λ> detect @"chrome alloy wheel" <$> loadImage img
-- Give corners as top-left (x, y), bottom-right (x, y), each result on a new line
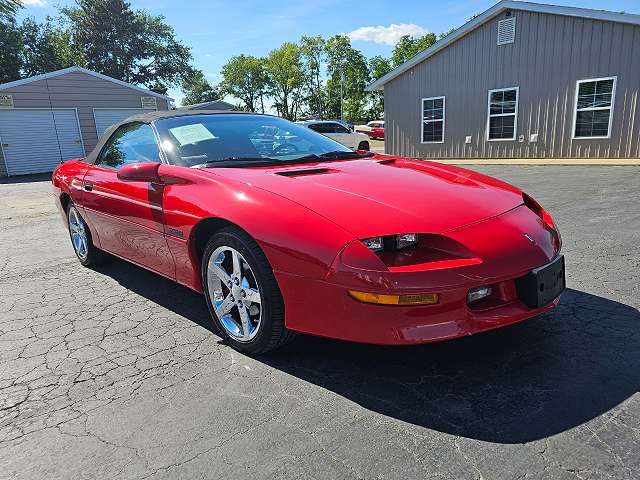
top-left (68, 206), bottom-right (89, 260)
top-left (207, 246), bottom-right (262, 342)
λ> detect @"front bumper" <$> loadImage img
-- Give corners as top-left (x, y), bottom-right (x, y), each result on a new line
top-left (276, 268), bottom-right (560, 345)
top-left (276, 205), bottom-right (563, 345)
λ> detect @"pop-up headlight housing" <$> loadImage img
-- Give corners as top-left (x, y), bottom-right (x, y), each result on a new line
top-left (361, 234), bottom-right (419, 253)
top-left (523, 192), bottom-right (562, 254)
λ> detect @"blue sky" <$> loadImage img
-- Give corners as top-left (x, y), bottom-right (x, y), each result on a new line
top-left (19, 0), bottom-right (640, 103)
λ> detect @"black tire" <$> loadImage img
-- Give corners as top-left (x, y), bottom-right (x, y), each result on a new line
top-left (201, 226), bottom-right (296, 354)
top-left (66, 202), bottom-right (104, 267)
top-left (358, 141), bottom-right (370, 151)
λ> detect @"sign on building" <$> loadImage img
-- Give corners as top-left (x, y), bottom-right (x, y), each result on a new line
top-left (141, 96), bottom-right (157, 109)
top-left (0, 94), bottom-right (14, 108)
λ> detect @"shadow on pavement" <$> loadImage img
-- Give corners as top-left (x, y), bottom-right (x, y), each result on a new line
top-left (0, 172), bottom-right (52, 184)
top-left (96, 258), bottom-right (640, 444)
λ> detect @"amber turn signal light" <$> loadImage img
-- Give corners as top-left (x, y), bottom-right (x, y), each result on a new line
top-left (348, 290), bottom-right (439, 306)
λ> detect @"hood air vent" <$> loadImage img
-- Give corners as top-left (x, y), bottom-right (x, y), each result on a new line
top-left (275, 168), bottom-right (335, 177)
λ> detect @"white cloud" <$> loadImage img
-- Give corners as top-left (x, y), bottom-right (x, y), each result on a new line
top-left (347, 23), bottom-right (429, 46)
top-left (21, 0), bottom-right (47, 6)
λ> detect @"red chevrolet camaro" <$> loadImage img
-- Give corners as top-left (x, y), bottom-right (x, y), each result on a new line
top-left (52, 111), bottom-right (565, 354)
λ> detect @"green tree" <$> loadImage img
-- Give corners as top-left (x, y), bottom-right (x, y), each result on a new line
top-left (438, 27), bottom-right (456, 40)
top-left (0, 0), bottom-right (20, 20)
top-left (62, 0), bottom-right (192, 89)
top-left (0, 0), bottom-right (22, 83)
top-left (391, 32), bottom-right (437, 67)
top-left (181, 69), bottom-right (220, 105)
top-left (265, 42), bottom-right (306, 120)
top-left (0, 17), bottom-right (22, 83)
top-left (19, 17), bottom-right (84, 77)
top-left (220, 54), bottom-right (268, 112)
top-left (367, 55), bottom-right (392, 120)
top-left (299, 35), bottom-right (325, 118)
top-left (324, 35), bottom-right (370, 122)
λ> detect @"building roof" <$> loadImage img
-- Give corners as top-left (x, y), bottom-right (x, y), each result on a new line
top-left (180, 100), bottom-right (235, 110)
top-left (0, 66), bottom-right (174, 102)
top-left (367, 0), bottom-right (640, 91)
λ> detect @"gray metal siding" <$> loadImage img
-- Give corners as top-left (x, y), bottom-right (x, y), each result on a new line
top-left (0, 72), bottom-right (168, 175)
top-left (384, 10), bottom-right (640, 159)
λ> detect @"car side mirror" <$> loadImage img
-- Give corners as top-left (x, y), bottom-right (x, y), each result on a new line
top-left (117, 162), bottom-right (161, 183)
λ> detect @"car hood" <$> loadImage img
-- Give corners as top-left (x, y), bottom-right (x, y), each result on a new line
top-left (207, 156), bottom-right (524, 238)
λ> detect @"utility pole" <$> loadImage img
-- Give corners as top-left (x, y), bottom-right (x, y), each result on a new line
top-left (340, 69), bottom-right (344, 121)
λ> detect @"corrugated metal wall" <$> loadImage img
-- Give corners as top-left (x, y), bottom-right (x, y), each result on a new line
top-left (384, 9), bottom-right (640, 159)
top-left (0, 71), bottom-right (169, 176)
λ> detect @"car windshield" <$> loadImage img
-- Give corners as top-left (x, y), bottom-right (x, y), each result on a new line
top-left (154, 114), bottom-right (359, 167)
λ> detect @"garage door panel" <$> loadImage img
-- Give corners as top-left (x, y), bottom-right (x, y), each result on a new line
top-left (0, 109), bottom-right (84, 176)
top-left (52, 110), bottom-right (85, 161)
top-left (94, 109), bottom-right (155, 139)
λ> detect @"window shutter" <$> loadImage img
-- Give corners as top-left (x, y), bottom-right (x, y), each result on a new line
top-left (497, 17), bottom-right (516, 45)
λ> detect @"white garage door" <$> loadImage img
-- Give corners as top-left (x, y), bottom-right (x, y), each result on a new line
top-left (94, 109), bottom-right (155, 138)
top-left (0, 109), bottom-right (85, 176)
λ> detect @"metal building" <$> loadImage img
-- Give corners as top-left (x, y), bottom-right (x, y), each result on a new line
top-left (0, 67), bottom-right (172, 176)
top-left (367, 0), bottom-right (640, 159)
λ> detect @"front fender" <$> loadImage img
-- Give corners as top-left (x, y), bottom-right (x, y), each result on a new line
top-left (160, 165), bottom-right (355, 291)
top-left (51, 160), bottom-right (90, 218)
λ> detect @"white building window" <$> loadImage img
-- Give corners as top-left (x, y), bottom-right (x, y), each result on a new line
top-left (573, 76), bottom-right (616, 139)
top-left (421, 96), bottom-right (445, 143)
top-left (487, 87), bottom-right (518, 141)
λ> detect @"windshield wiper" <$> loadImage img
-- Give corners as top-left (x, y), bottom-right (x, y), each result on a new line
top-left (193, 157), bottom-right (279, 168)
top-left (281, 151), bottom-right (375, 164)
top-left (192, 150), bottom-right (375, 169)
top-left (318, 150), bottom-right (375, 159)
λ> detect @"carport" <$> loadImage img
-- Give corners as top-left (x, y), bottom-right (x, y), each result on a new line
top-left (0, 67), bottom-right (172, 176)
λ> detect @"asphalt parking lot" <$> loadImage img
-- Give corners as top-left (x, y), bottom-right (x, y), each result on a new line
top-left (0, 166), bottom-right (638, 480)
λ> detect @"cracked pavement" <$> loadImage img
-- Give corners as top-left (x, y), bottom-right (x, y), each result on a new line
top-left (0, 166), bottom-right (639, 479)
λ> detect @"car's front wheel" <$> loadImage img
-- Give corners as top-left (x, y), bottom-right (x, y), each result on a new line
top-left (358, 141), bottom-right (370, 151)
top-left (202, 227), bottom-right (295, 354)
top-left (67, 203), bottom-right (104, 267)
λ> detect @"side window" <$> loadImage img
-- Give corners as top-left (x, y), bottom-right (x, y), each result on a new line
top-left (574, 77), bottom-right (616, 139)
top-left (422, 96), bottom-right (445, 143)
top-left (487, 87), bottom-right (518, 141)
top-left (97, 123), bottom-right (160, 169)
top-left (330, 123), bottom-right (350, 134)
top-left (308, 123), bottom-right (329, 133)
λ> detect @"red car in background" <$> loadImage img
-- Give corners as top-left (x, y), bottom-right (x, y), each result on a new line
top-left (367, 121), bottom-right (385, 140)
top-left (52, 111), bottom-right (565, 354)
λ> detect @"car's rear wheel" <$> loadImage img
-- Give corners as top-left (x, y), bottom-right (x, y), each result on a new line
top-left (358, 141), bottom-right (370, 151)
top-left (67, 203), bottom-right (103, 267)
top-left (202, 227), bottom-right (296, 354)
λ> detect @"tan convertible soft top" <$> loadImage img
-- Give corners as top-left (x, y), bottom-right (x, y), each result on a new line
top-left (85, 110), bottom-right (262, 165)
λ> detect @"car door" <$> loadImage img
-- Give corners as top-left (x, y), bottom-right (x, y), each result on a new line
top-left (326, 122), bottom-right (356, 148)
top-left (81, 122), bottom-right (175, 278)
top-left (309, 123), bottom-right (355, 149)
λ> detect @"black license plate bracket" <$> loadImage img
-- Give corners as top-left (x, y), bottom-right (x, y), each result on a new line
top-left (516, 255), bottom-right (565, 308)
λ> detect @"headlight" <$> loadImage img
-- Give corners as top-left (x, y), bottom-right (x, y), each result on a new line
top-left (362, 236), bottom-right (384, 252)
top-left (361, 234), bottom-right (419, 252)
top-left (396, 233), bottom-right (418, 249)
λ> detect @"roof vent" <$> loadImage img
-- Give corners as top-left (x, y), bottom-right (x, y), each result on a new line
top-left (497, 17), bottom-right (516, 45)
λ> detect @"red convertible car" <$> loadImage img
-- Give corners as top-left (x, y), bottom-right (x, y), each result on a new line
top-left (52, 111), bottom-right (565, 354)
top-left (367, 121), bottom-right (385, 140)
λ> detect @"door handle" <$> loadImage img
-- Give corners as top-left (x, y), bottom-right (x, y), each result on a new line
top-left (83, 182), bottom-right (93, 191)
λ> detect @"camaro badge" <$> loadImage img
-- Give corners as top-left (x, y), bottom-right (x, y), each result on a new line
top-left (524, 233), bottom-right (536, 245)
